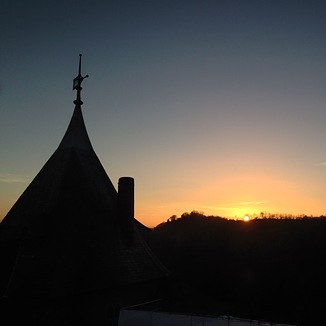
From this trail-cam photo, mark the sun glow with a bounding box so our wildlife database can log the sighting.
[243,215,250,222]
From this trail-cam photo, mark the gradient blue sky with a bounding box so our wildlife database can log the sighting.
[1,0,326,226]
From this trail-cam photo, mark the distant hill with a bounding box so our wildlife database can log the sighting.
[149,211,326,325]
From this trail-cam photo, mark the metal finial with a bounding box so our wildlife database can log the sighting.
[73,54,89,106]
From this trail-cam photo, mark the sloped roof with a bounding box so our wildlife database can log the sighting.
[0,103,168,298]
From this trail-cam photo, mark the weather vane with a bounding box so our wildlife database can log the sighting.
[73,54,89,106]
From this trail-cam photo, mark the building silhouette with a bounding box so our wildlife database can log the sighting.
[0,55,169,325]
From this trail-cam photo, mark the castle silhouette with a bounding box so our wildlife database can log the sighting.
[0,55,169,325]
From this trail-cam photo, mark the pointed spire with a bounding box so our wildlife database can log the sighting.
[73,54,89,106]
[58,55,93,151]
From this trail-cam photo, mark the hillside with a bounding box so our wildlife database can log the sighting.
[149,211,326,325]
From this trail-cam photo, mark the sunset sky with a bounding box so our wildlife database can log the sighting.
[1,0,326,227]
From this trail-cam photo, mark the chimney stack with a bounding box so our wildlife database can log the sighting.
[118,177,134,245]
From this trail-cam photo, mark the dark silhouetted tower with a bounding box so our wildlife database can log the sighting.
[0,55,168,326]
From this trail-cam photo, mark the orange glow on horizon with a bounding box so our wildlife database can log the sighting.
[134,169,326,227]
[2,169,326,229]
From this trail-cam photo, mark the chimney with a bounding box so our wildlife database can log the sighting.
[118,177,134,245]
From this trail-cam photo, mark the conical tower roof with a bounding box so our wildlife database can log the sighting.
[0,56,168,299]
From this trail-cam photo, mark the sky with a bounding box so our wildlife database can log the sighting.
[1,0,326,227]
